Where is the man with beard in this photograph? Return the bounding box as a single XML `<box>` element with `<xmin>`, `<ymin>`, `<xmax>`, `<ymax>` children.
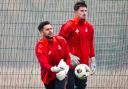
<box><xmin>35</xmin><ymin>21</ymin><xmax>70</xmax><ymax>89</ymax></box>
<box><xmin>59</xmin><ymin>1</ymin><xmax>96</xmax><ymax>89</ymax></box>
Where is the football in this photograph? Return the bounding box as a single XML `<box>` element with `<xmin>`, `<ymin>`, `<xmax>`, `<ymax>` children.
<box><xmin>75</xmin><ymin>64</ymin><xmax>91</xmax><ymax>79</ymax></box>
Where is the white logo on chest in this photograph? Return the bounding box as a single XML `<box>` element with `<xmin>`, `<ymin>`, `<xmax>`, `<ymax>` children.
<box><xmin>48</xmin><ymin>50</ymin><xmax>51</xmax><ymax>55</ymax></box>
<box><xmin>58</xmin><ymin>45</ymin><xmax>61</xmax><ymax>50</ymax></box>
<box><xmin>85</xmin><ymin>28</ymin><xmax>88</xmax><ymax>32</ymax></box>
<box><xmin>75</xmin><ymin>29</ymin><xmax>79</xmax><ymax>34</ymax></box>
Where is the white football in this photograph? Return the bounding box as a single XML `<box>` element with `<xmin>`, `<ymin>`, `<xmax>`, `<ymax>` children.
<box><xmin>75</xmin><ymin>64</ymin><xmax>91</xmax><ymax>79</ymax></box>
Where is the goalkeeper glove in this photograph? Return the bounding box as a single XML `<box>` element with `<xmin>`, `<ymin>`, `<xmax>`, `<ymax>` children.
<box><xmin>58</xmin><ymin>59</ymin><xmax>69</xmax><ymax>74</ymax></box>
<box><xmin>69</xmin><ymin>53</ymin><xmax>80</xmax><ymax>66</ymax></box>
<box><xmin>51</xmin><ymin>66</ymin><xmax>61</xmax><ymax>72</ymax></box>
<box><xmin>56</xmin><ymin>59</ymin><xmax>69</xmax><ymax>80</ymax></box>
<box><xmin>89</xmin><ymin>57</ymin><xmax>96</xmax><ymax>75</ymax></box>
<box><xmin>56</xmin><ymin>70</ymin><xmax>67</xmax><ymax>80</ymax></box>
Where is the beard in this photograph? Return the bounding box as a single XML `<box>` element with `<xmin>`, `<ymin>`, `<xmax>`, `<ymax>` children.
<box><xmin>45</xmin><ymin>34</ymin><xmax>53</xmax><ymax>39</ymax></box>
<box><xmin>79</xmin><ymin>18</ymin><xmax>85</xmax><ymax>24</ymax></box>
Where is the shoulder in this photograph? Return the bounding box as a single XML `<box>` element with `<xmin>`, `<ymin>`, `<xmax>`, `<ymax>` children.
<box><xmin>86</xmin><ymin>21</ymin><xmax>94</xmax><ymax>28</ymax></box>
<box><xmin>61</xmin><ymin>19</ymin><xmax>75</xmax><ymax>28</ymax></box>
<box><xmin>55</xmin><ymin>35</ymin><xmax>66</xmax><ymax>41</ymax></box>
<box><xmin>55</xmin><ymin>35</ymin><xmax>67</xmax><ymax>44</ymax></box>
<box><xmin>86</xmin><ymin>21</ymin><xmax>95</xmax><ymax>31</ymax></box>
<box><xmin>38</xmin><ymin>38</ymin><xmax>48</xmax><ymax>46</ymax></box>
<box><xmin>35</xmin><ymin>38</ymin><xmax>48</xmax><ymax>53</ymax></box>
<box><xmin>35</xmin><ymin>41</ymin><xmax>43</xmax><ymax>49</ymax></box>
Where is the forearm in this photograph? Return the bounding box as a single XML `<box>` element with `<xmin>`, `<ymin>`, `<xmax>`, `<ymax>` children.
<box><xmin>36</xmin><ymin>54</ymin><xmax>52</xmax><ymax>71</ymax></box>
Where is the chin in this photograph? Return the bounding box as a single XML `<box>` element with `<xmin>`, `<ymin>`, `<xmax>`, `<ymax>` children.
<box><xmin>49</xmin><ymin>36</ymin><xmax>53</xmax><ymax>39</ymax></box>
<box><xmin>45</xmin><ymin>35</ymin><xmax>53</xmax><ymax>39</ymax></box>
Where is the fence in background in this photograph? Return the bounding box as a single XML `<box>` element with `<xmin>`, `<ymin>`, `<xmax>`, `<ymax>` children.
<box><xmin>0</xmin><ymin>0</ymin><xmax>128</xmax><ymax>89</ymax></box>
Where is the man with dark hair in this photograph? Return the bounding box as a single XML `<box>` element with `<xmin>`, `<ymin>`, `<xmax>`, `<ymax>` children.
<box><xmin>35</xmin><ymin>21</ymin><xmax>70</xmax><ymax>89</ymax></box>
<box><xmin>59</xmin><ymin>1</ymin><xmax>96</xmax><ymax>89</ymax></box>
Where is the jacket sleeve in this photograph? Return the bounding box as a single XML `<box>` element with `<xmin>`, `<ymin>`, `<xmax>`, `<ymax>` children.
<box><xmin>59</xmin><ymin>22</ymin><xmax>72</xmax><ymax>40</ymax></box>
<box><xmin>64</xmin><ymin>40</ymin><xmax>71</xmax><ymax>66</ymax></box>
<box><xmin>59</xmin><ymin>36</ymin><xmax>71</xmax><ymax>66</ymax></box>
<box><xmin>90</xmin><ymin>25</ymin><xmax>95</xmax><ymax>58</ymax></box>
<box><xmin>35</xmin><ymin>43</ymin><xmax>52</xmax><ymax>71</ymax></box>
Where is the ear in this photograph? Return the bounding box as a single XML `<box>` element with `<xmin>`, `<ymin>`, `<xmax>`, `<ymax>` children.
<box><xmin>39</xmin><ymin>31</ymin><xmax>44</xmax><ymax>36</ymax></box>
<box><xmin>74</xmin><ymin>10</ymin><xmax>77</xmax><ymax>14</ymax></box>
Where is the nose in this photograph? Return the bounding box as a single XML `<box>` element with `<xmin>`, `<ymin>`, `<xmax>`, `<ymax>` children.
<box><xmin>49</xmin><ymin>28</ymin><xmax>53</xmax><ymax>33</ymax></box>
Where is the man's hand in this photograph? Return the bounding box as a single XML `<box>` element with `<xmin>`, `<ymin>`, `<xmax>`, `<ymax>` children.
<box><xmin>70</xmin><ymin>53</ymin><xmax>80</xmax><ymax>66</ymax></box>
<box><xmin>89</xmin><ymin>57</ymin><xmax>96</xmax><ymax>75</ymax></box>
<box><xmin>51</xmin><ymin>66</ymin><xmax>61</xmax><ymax>72</ymax></box>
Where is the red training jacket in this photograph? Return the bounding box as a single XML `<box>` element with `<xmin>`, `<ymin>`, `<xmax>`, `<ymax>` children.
<box><xmin>35</xmin><ymin>35</ymin><xmax>70</xmax><ymax>85</ymax></box>
<box><xmin>59</xmin><ymin>17</ymin><xmax>95</xmax><ymax>69</ymax></box>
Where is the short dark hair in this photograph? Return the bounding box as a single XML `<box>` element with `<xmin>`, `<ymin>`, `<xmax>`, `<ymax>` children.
<box><xmin>74</xmin><ymin>1</ymin><xmax>87</xmax><ymax>11</ymax></box>
<box><xmin>38</xmin><ymin>21</ymin><xmax>51</xmax><ymax>32</ymax></box>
